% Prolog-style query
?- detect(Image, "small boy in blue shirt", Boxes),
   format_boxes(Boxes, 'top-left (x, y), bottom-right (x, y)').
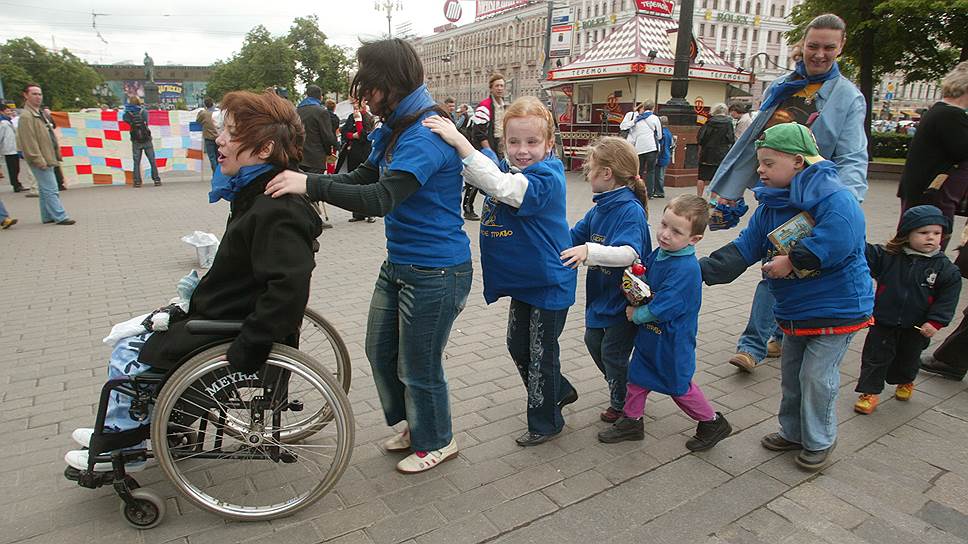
top-left (598, 194), bottom-right (732, 452)
top-left (701, 122), bottom-right (873, 471)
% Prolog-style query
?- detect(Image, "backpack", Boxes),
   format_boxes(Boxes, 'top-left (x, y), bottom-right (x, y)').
top-left (129, 110), bottom-right (152, 143)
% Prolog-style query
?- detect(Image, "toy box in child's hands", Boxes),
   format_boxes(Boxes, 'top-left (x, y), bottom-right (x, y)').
top-left (767, 211), bottom-right (819, 279)
top-left (622, 260), bottom-right (653, 305)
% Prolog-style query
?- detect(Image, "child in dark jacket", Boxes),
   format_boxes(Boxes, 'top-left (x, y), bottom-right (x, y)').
top-left (854, 205), bottom-right (962, 414)
top-left (701, 122), bottom-right (874, 471)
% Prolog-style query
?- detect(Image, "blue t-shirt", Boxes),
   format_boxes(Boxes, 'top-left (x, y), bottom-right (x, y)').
top-left (628, 247), bottom-right (702, 396)
top-left (369, 111), bottom-right (471, 268)
top-left (479, 157), bottom-right (577, 310)
top-left (570, 187), bottom-right (651, 327)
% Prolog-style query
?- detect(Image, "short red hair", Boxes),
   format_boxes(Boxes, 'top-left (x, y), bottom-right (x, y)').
top-left (219, 91), bottom-right (304, 168)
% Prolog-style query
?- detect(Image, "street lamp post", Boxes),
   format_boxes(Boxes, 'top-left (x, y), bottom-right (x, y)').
top-left (375, 0), bottom-right (404, 38)
top-left (663, 0), bottom-right (697, 125)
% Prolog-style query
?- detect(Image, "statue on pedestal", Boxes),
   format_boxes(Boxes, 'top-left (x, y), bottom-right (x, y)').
top-left (143, 52), bottom-right (155, 83)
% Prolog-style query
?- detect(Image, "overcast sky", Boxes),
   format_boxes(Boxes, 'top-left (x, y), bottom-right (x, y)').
top-left (1, 0), bottom-right (477, 66)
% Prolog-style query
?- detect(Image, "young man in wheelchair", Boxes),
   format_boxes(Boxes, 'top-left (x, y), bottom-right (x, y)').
top-left (65, 90), bottom-right (323, 472)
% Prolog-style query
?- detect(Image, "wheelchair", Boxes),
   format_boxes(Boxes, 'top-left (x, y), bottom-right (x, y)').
top-left (64, 309), bottom-right (354, 529)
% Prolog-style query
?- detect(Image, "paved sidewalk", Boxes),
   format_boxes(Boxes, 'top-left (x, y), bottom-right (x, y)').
top-left (1, 173), bottom-right (967, 544)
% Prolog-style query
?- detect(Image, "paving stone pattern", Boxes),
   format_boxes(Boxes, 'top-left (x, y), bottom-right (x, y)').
top-left (1, 173), bottom-right (967, 544)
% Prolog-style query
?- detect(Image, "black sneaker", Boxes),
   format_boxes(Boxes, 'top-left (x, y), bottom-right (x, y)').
top-left (515, 431), bottom-right (560, 447)
top-left (597, 417), bottom-right (645, 443)
top-left (557, 387), bottom-right (578, 407)
top-left (920, 355), bottom-right (966, 381)
top-left (685, 412), bottom-right (732, 451)
top-left (463, 210), bottom-right (480, 221)
top-left (796, 441), bottom-right (836, 471)
top-left (760, 432), bottom-right (802, 451)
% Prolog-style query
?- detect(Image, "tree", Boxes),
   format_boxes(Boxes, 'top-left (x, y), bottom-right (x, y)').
top-left (0, 37), bottom-right (102, 110)
top-left (206, 26), bottom-right (298, 100)
top-left (286, 16), bottom-right (353, 98)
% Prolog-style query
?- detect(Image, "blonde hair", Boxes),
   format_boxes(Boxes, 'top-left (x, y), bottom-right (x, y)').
top-left (503, 95), bottom-right (555, 144)
top-left (666, 194), bottom-right (710, 236)
top-left (584, 136), bottom-right (648, 212)
top-left (128, 96), bottom-right (142, 106)
top-left (942, 61), bottom-right (968, 99)
top-left (791, 13), bottom-right (846, 62)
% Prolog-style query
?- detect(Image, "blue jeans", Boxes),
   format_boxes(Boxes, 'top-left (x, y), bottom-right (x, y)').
top-left (507, 300), bottom-right (573, 435)
top-left (737, 279), bottom-right (784, 362)
top-left (655, 164), bottom-right (667, 195)
top-left (0, 198), bottom-right (8, 221)
top-left (28, 165), bottom-right (68, 223)
top-left (778, 332), bottom-right (856, 451)
top-left (132, 142), bottom-right (160, 184)
top-left (584, 320), bottom-right (637, 411)
top-left (365, 259), bottom-right (472, 452)
top-left (204, 139), bottom-right (218, 173)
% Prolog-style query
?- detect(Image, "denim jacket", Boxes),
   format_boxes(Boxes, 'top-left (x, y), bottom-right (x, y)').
top-left (708, 73), bottom-right (868, 203)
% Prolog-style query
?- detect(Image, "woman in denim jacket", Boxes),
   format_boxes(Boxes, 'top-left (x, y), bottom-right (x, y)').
top-left (703, 13), bottom-right (869, 374)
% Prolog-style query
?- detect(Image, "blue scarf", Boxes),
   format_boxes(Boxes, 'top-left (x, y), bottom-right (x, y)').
top-left (124, 103), bottom-right (143, 115)
top-left (208, 163), bottom-right (274, 203)
top-left (0, 113), bottom-right (10, 123)
top-left (635, 110), bottom-right (654, 123)
top-left (368, 84), bottom-right (437, 165)
top-left (751, 183), bottom-right (790, 208)
top-left (760, 60), bottom-right (841, 111)
top-left (297, 97), bottom-right (321, 108)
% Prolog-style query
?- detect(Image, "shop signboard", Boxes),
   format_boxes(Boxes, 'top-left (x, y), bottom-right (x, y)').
top-left (549, 24), bottom-right (574, 58)
top-left (635, 0), bottom-right (674, 16)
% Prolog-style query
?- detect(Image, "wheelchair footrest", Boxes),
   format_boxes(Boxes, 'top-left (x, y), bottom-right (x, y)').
top-left (65, 466), bottom-right (115, 489)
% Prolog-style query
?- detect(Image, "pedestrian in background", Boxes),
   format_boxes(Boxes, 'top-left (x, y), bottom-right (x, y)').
top-left (627, 100), bottom-right (663, 198)
top-left (196, 97), bottom-right (218, 173)
top-left (729, 102), bottom-right (753, 140)
top-left (122, 96), bottom-right (161, 187)
top-left (697, 103), bottom-right (735, 192)
top-left (16, 83), bottom-right (74, 224)
top-left (0, 102), bottom-right (23, 192)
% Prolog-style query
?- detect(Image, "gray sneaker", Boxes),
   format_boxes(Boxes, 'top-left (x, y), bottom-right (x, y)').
top-left (597, 417), bottom-right (645, 443)
top-left (760, 432), bottom-right (802, 451)
top-left (796, 441), bottom-right (836, 471)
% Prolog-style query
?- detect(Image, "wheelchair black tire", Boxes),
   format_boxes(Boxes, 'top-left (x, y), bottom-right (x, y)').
top-left (150, 343), bottom-right (354, 521)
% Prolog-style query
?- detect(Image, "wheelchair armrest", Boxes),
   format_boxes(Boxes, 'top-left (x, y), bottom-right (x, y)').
top-left (185, 320), bottom-right (244, 335)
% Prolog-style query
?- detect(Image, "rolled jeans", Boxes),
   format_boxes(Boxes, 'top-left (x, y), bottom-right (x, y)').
top-left (737, 279), bottom-right (784, 363)
top-left (132, 142), bottom-right (160, 183)
top-left (365, 259), bottom-right (472, 452)
top-left (638, 151), bottom-right (658, 196)
top-left (204, 138), bottom-right (218, 173)
top-left (778, 332), bottom-right (856, 451)
top-left (584, 320), bottom-right (637, 411)
top-left (28, 165), bottom-right (68, 223)
top-left (507, 300), bottom-right (574, 435)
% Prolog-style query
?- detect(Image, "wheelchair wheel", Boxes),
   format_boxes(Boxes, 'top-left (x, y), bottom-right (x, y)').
top-left (300, 308), bottom-right (351, 393)
top-left (151, 344), bottom-right (354, 521)
top-left (121, 488), bottom-right (166, 529)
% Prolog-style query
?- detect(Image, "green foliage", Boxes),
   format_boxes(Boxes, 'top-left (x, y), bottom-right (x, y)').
top-left (173, 99), bottom-right (188, 110)
top-left (871, 131), bottom-right (912, 158)
top-left (206, 17), bottom-right (354, 102)
top-left (287, 16), bottom-right (353, 97)
top-left (0, 37), bottom-right (102, 110)
top-left (206, 25), bottom-right (298, 100)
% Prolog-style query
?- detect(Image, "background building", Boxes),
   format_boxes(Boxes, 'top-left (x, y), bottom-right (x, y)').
top-left (412, 0), bottom-right (803, 107)
top-left (873, 72), bottom-right (944, 120)
top-left (90, 64), bottom-right (212, 109)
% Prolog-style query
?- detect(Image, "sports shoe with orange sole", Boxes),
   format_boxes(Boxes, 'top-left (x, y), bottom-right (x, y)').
top-left (854, 393), bottom-right (879, 414)
top-left (895, 382), bottom-right (914, 401)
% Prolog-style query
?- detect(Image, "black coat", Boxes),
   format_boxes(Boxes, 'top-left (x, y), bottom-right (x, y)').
top-left (697, 115), bottom-right (735, 166)
top-left (898, 101), bottom-right (968, 205)
top-left (298, 103), bottom-right (338, 170)
top-left (866, 243), bottom-right (962, 329)
top-left (139, 168), bottom-right (323, 371)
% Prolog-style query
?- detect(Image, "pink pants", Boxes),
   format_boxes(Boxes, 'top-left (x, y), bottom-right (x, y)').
top-left (623, 382), bottom-right (716, 422)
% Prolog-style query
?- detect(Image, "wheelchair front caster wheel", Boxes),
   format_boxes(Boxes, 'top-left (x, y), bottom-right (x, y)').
top-left (120, 488), bottom-right (166, 529)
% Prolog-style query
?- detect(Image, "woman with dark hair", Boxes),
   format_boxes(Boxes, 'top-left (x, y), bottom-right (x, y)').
top-left (65, 90), bottom-right (323, 471)
top-left (265, 38), bottom-right (472, 474)
top-left (697, 103), bottom-right (735, 188)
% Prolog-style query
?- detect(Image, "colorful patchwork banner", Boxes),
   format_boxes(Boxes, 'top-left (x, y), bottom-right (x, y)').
top-left (52, 110), bottom-right (203, 186)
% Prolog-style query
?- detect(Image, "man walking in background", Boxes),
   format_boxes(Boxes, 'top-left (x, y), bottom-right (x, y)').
top-left (196, 97), bottom-right (219, 174)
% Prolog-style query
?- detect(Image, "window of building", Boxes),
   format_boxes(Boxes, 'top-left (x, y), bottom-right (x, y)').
top-left (752, 28), bottom-right (758, 41)
top-left (776, 31), bottom-right (782, 43)
top-left (740, 52), bottom-right (746, 64)
top-left (710, 24), bottom-right (716, 37)
top-left (742, 28), bottom-right (747, 40)
top-left (622, 0), bottom-right (627, 10)
top-left (755, 1), bottom-right (761, 13)
top-left (703, 0), bottom-right (708, 7)
top-left (732, 27), bottom-right (737, 40)
top-left (780, 5), bottom-right (785, 16)
top-left (773, 54), bottom-right (779, 67)
top-left (712, 0), bottom-right (718, 9)
top-left (594, 29), bottom-right (599, 41)
top-left (735, 0), bottom-right (741, 10)
top-left (767, 30), bottom-right (773, 42)
top-left (699, 23), bottom-right (706, 36)
top-left (745, 1), bottom-right (751, 13)
top-left (594, 3), bottom-right (599, 16)
top-left (722, 25), bottom-right (727, 38)
top-left (770, 4), bottom-right (776, 16)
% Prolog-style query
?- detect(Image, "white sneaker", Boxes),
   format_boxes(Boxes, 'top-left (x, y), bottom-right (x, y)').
top-left (64, 448), bottom-right (152, 473)
top-left (381, 426), bottom-right (411, 452)
top-left (396, 438), bottom-right (458, 474)
top-left (71, 428), bottom-right (95, 448)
